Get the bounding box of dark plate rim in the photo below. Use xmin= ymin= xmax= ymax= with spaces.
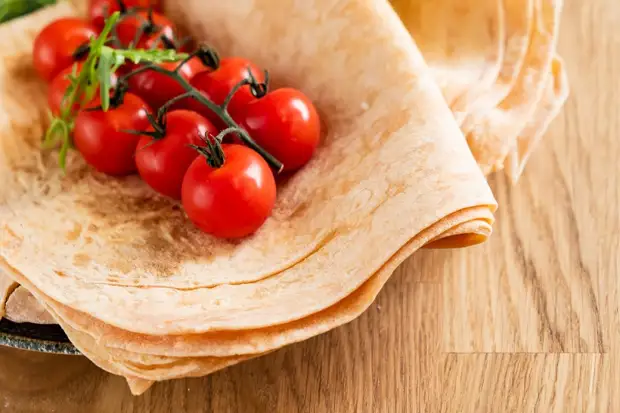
xmin=0 ymin=318 xmax=79 ymax=355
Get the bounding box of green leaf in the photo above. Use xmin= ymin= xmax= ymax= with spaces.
xmin=0 ymin=0 xmax=56 ymax=23
xmin=92 ymin=12 xmax=120 ymax=50
xmin=98 ymin=49 xmax=113 ymax=111
xmin=41 ymin=10 xmax=194 ymax=171
xmin=58 ymin=135 xmax=71 ymax=170
xmin=112 ymin=52 xmax=125 ymax=67
xmin=42 ymin=117 xmax=69 ymax=150
xmin=109 ymin=47 xmax=188 ymax=64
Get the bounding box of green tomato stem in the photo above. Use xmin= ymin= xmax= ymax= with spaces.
xmin=173 ymin=53 xmax=196 ymax=73
xmin=221 ymin=78 xmax=250 ymax=109
xmin=120 ymin=64 xmax=283 ymax=172
xmin=43 ymin=11 xmax=282 ymax=173
xmin=155 ymin=91 xmax=194 ymax=121
xmin=115 ymin=0 xmax=128 ymax=13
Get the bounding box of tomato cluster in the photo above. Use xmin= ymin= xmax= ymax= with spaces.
xmin=32 ymin=0 xmax=321 ymax=239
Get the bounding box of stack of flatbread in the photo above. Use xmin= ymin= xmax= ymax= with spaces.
xmin=0 ymin=0 xmax=566 ymax=395
xmin=392 ymin=0 xmax=568 ymax=178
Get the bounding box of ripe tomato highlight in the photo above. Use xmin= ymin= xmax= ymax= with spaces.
xmin=136 ymin=110 xmax=218 ymax=199
xmin=33 ymin=18 xmax=98 ymax=82
xmin=182 ymin=144 xmax=276 ymax=239
xmin=236 ymin=88 xmax=320 ymax=172
xmin=128 ymin=57 xmax=208 ymax=111
xmin=88 ymin=0 xmax=162 ymax=29
xmin=48 ymin=62 xmax=118 ymax=116
xmin=184 ymin=57 xmax=264 ymax=128
xmin=74 ymin=93 xmax=151 ymax=176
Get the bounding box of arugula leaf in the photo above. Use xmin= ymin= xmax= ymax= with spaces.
xmin=98 ymin=48 xmax=114 ymax=111
xmin=0 ymin=0 xmax=56 ymax=23
xmin=41 ymin=11 xmax=189 ymax=169
xmin=108 ymin=47 xmax=188 ymax=64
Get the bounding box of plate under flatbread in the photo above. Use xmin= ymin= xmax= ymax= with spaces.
xmin=0 ymin=318 xmax=78 ymax=354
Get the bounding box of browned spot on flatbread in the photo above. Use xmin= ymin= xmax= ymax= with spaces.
xmin=109 ymin=259 xmax=133 ymax=274
xmin=3 ymin=225 xmax=21 ymax=241
xmin=386 ymin=182 xmax=408 ymax=198
xmin=374 ymin=109 xmax=412 ymax=146
xmin=54 ymin=270 xmax=67 ymax=278
xmin=72 ymin=253 xmax=91 ymax=267
xmin=5 ymin=55 xmax=39 ymax=83
xmin=288 ymin=201 xmax=311 ymax=219
xmin=2 ymin=57 xmax=50 ymax=151
xmin=66 ymin=223 xmax=82 ymax=241
xmin=7 ymin=125 xmax=233 ymax=282
xmin=73 ymin=174 xmax=232 ymax=279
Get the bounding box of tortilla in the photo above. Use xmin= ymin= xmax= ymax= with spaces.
xmin=393 ymin=0 xmax=564 ymax=180
xmin=0 ymin=273 xmax=18 ymax=318
xmin=1 ymin=206 xmax=493 ymax=359
xmin=0 ymin=0 xmax=565 ymax=331
xmin=1 ymin=208 xmax=491 ymax=394
xmin=460 ymin=0 xmax=534 ymax=127
xmin=0 ymin=0 xmax=568 ymax=396
xmin=4 ymin=286 xmax=56 ymax=324
xmin=0 ymin=0 xmax=496 ymax=335
xmin=504 ymin=56 xmax=569 ymax=181
xmin=0 ymin=0 xmax=499 ymax=394
xmin=390 ymin=0 xmax=505 ymax=123
xmin=463 ymin=0 xmax=562 ymax=173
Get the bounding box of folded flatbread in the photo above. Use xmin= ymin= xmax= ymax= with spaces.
xmin=392 ymin=0 xmax=567 ymax=178
xmin=504 ymin=55 xmax=568 ymax=180
xmin=4 ymin=285 xmax=56 ymax=324
xmin=0 ymin=273 xmax=18 ymax=319
xmin=0 ymin=0 xmax=497 ymax=388
xmin=390 ymin=0 xmax=505 ymax=124
xmin=0 ymin=0 xmax=566 ymax=395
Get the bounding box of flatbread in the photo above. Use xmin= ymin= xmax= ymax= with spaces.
xmin=2 ymin=208 xmax=490 ymax=394
xmin=463 ymin=0 xmax=562 ymax=173
xmin=1 ymin=206 xmax=493 ymax=358
xmin=460 ymin=0 xmax=534 ymax=127
xmin=0 ymin=0 xmax=496 ymax=335
xmin=504 ymin=56 xmax=569 ymax=181
xmin=4 ymin=286 xmax=56 ymax=324
xmin=393 ymin=0 xmax=564 ymax=180
xmin=390 ymin=0 xmax=505 ymax=123
xmin=0 ymin=0 xmax=567 ymax=396
xmin=0 ymin=1 xmax=565 ymax=332
xmin=0 ymin=0 xmax=499 ymax=394
xmin=0 ymin=273 xmax=18 ymax=318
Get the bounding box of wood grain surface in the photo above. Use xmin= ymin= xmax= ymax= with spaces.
xmin=1 ymin=1 xmax=618 ymax=411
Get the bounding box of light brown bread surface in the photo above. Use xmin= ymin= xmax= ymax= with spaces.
xmin=0 ymin=0 xmax=566 ymax=395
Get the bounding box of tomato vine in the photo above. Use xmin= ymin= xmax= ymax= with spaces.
xmin=43 ymin=11 xmax=186 ymax=167
xmin=43 ymin=9 xmax=282 ymax=172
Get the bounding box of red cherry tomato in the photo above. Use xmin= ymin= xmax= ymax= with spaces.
xmin=184 ymin=57 xmax=264 ymax=128
xmin=33 ymin=18 xmax=98 ymax=82
xmin=235 ymin=88 xmax=320 ymax=172
xmin=135 ymin=110 xmax=218 ymax=199
xmin=115 ymin=11 xmax=174 ymax=48
xmin=48 ymin=62 xmax=118 ymax=116
xmin=128 ymin=57 xmax=208 ymax=111
xmin=74 ymin=93 xmax=151 ymax=176
xmin=88 ymin=0 xmax=162 ymax=29
xmin=182 ymin=144 xmax=276 ymax=239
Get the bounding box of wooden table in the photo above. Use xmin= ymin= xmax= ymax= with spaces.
xmin=0 ymin=1 xmax=617 ymax=411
